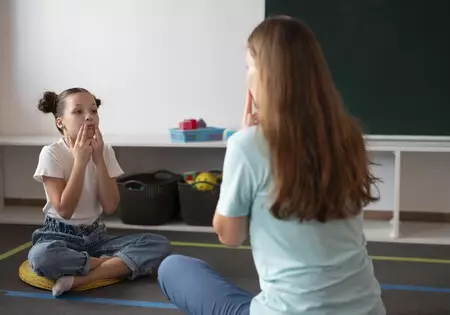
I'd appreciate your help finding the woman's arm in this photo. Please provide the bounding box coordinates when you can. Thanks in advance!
[213,213,248,247]
[96,157,120,214]
[213,131,256,247]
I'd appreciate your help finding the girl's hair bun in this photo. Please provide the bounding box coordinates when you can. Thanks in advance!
[37,91,58,114]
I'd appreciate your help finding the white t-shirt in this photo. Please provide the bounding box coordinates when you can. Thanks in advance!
[33,138,124,226]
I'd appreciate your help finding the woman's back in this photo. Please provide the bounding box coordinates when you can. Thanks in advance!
[157,15,386,315]
[228,127,385,315]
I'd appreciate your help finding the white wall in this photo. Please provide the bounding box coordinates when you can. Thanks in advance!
[400,152,450,212]
[0,0,12,119]
[0,0,264,136]
[2,0,450,214]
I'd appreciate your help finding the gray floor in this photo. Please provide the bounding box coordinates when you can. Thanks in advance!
[1,224,450,314]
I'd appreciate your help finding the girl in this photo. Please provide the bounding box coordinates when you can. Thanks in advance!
[157,16,386,315]
[29,87,170,297]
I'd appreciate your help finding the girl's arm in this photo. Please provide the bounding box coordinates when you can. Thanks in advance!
[91,128,121,214]
[42,127,92,220]
[43,160,86,220]
[96,157,120,214]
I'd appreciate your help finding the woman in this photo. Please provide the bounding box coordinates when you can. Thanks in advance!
[157,15,386,315]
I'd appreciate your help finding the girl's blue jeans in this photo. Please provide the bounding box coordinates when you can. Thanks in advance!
[28,216,171,280]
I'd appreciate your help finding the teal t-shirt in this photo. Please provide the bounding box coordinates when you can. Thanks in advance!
[216,127,386,315]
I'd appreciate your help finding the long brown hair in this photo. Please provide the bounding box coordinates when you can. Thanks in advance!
[248,16,379,222]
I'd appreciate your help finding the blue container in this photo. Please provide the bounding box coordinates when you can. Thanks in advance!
[223,129,237,140]
[169,127,226,142]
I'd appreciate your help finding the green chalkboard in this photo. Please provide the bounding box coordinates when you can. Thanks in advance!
[265,0,450,136]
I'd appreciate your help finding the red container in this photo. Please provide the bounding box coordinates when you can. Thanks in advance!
[179,119,198,130]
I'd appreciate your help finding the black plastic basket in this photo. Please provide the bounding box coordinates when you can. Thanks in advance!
[178,170,222,226]
[117,170,182,225]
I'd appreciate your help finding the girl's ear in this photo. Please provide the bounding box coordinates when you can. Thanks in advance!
[56,117,64,129]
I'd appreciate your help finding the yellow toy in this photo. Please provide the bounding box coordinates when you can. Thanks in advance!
[194,172,218,191]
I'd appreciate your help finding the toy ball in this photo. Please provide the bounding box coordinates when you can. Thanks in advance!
[184,173,196,185]
[194,172,218,191]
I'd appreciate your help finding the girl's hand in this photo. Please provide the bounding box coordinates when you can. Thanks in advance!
[66,125,92,167]
[241,90,259,128]
[91,126,104,165]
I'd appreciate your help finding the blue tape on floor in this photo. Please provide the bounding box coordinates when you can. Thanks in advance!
[2,290,178,309]
[381,284,450,293]
[3,284,450,309]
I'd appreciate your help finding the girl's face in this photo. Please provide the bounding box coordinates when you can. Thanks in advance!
[56,92,99,139]
[246,49,259,108]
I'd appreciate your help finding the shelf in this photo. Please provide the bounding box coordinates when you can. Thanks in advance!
[0,134,228,148]
[0,206,214,233]
[2,206,450,244]
[2,134,450,152]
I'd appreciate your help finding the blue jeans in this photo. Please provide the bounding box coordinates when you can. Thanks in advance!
[158,254,253,315]
[28,216,171,280]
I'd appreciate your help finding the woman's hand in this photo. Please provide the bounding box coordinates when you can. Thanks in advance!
[66,125,92,167]
[241,90,259,128]
[91,126,105,165]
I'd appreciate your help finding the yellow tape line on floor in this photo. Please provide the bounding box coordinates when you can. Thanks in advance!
[0,241,32,261]
[1,240,450,265]
[170,241,450,264]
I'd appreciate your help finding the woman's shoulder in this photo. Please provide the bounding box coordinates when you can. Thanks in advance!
[228,126,267,159]
[228,126,263,149]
